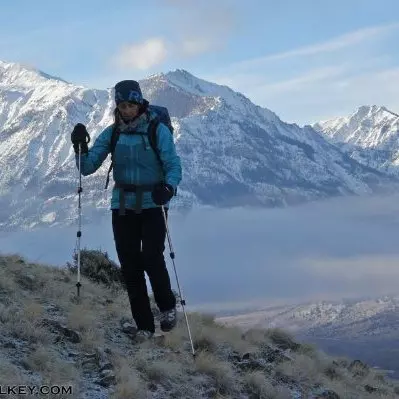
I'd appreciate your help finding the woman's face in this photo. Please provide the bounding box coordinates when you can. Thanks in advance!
[117,101,140,121]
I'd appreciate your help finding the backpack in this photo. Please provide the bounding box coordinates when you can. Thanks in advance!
[104,105,174,190]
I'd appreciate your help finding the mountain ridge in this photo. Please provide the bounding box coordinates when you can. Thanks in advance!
[216,294,399,379]
[0,60,397,230]
[313,104,399,174]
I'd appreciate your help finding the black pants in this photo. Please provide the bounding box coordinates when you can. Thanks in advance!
[112,207,176,333]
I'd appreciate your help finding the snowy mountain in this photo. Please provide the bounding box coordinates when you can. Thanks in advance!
[216,295,399,378]
[0,61,396,230]
[217,295,399,338]
[313,105,399,175]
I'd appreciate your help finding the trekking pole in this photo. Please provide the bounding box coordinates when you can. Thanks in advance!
[161,205,196,358]
[75,143,83,297]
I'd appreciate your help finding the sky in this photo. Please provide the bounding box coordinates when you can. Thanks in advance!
[1,0,399,125]
[1,193,399,312]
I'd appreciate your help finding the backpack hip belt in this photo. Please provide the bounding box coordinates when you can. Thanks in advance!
[114,182,160,215]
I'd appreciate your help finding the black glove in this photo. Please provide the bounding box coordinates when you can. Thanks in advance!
[71,123,90,154]
[151,183,174,205]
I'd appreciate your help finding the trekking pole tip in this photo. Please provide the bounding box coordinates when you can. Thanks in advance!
[76,281,82,297]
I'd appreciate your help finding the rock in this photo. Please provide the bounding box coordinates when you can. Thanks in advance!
[228,350,276,373]
[100,369,114,378]
[119,316,131,325]
[83,352,97,359]
[96,372,116,387]
[260,344,292,364]
[82,358,98,372]
[242,352,256,360]
[336,359,349,368]
[205,387,218,397]
[320,390,340,399]
[274,371,298,386]
[153,333,165,345]
[364,385,380,393]
[121,322,137,335]
[267,330,301,351]
[16,273,36,290]
[95,367,117,387]
[43,304,62,316]
[41,318,81,343]
[324,364,342,380]
[238,358,273,372]
[2,338,26,351]
[228,351,242,362]
[3,340,17,349]
[311,388,340,398]
[60,326,81,343]
[348,360,369,377]
[99,362,113,372]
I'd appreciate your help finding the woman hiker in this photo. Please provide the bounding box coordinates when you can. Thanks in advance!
[70,79,182,342]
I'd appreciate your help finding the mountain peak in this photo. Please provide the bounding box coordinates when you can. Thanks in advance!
[351,104,399,120]
[0,60,69,87]
[313,104,399,174]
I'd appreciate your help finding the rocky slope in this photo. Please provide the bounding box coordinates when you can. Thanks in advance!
[217,295,399,380]
[1,252,399,398]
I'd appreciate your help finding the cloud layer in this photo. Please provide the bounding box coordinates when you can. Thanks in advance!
[1,193,399,311]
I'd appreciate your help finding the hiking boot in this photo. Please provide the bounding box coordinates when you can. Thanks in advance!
[160,308,177,332]
[133,330,154,343]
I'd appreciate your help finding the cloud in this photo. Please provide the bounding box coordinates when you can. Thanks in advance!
[179,37,218,57]
[2,192,399,310]
[205,22,399,125]
[249,65,349,95]
[303,255,399,282]
[112,37,168,70]
[170,1,236,57]
[233,22,399,69]
[111,0,237,71]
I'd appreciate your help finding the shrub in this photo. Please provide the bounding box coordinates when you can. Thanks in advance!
[66,248,124,288]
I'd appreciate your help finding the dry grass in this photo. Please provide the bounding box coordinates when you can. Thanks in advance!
[0,301,52,345]
[265,328,299,350]
[244,371,292,399]
[194,351,237,395]
[66,302,99,333]
[22,345,78,383]
[22,300,45,321]
[1,254,399,399]
[132,348,185,383]
[276,352,326,388]
[0,359,31,386]
[78,326,106,353]
[110,356,148,399]
[243,328,273,346]
[162,312,257,357]
[295,341,319,358]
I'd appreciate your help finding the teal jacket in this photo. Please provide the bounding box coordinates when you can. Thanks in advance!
[75,111,182,210]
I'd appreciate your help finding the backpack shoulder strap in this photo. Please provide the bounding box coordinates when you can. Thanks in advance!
[104,124,121,189]
[147,117,163,169]
[110,124,121,159]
